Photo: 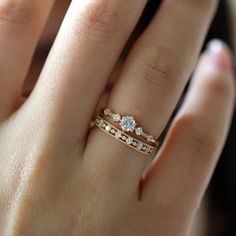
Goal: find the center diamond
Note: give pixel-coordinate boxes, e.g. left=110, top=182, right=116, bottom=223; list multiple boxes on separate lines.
left=120, top=116, right=136, bottom=132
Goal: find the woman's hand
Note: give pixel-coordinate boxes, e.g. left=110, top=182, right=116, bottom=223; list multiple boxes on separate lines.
left=0, top=0, right=235, bottom=235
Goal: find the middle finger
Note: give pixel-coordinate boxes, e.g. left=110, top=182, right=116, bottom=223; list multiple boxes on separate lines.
left=27, top=0, right=148, bottom=147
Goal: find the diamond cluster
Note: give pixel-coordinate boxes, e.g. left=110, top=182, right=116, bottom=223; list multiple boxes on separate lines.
left=105, top=109, right=156, bottom=145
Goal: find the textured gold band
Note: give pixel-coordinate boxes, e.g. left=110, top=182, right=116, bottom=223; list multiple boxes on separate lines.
left=94, top=116, right=157, bottom=156
left=102, top=108, right=159, bottom=147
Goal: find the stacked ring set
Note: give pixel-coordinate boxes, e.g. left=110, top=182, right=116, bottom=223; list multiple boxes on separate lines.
left=94, top=108, right=159, bottom=156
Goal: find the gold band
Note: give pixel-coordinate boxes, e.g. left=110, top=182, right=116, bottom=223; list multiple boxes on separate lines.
left=94, top=116, right=157, bottom=156
left=102, top=108, right=159, bottom=147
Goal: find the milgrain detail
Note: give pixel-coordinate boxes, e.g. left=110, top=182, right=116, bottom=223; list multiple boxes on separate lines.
left=94, top=115, right=157, bottom=156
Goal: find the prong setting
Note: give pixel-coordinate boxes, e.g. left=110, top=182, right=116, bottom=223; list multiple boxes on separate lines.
left=120, top=116, right=136, bottom=132
left=103, top=108, right=159, bottom=146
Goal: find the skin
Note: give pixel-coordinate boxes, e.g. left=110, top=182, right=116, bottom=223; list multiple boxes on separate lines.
left=0, top=0, right=235, bottom=235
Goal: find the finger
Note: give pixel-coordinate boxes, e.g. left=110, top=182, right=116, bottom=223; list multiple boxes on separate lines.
left=88, top=0, right=218, bottom=186
left=27, top=0, right=148, bottom=145
left=0, top=0, right=55, bottom=119
left=141, top=41, right=235, bottom=234
left=110, top=0, right=218, bottom=136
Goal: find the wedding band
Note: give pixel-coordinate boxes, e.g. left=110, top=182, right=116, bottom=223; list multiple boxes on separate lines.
left=102, top=108, right=159, bottom=147
left=94, top=116, right=157, bottom=155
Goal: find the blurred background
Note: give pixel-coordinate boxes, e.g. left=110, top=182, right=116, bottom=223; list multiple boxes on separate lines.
left=200, top=1, right=236, bottom=235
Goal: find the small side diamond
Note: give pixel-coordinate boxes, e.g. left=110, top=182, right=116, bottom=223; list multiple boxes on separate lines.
left=95, top=119, right=100, bottom=125
left=135, top=127, right=143, bottom=136
left=122, top=136, right=127, bottom=141
left=104, top=108, right=110, bottom=115
left=146, top=147, right=153, bottom=153
left=111, top=129, right=116, bottom=134
left=126, top=137, right=133, bottom=145
left=99, top=120, right=104, bottom=127
left=112, top=114, right=121, bottom=122
left=105, top=125, right=111, bottom=132
left=137, top=142, right=143, bottom=150
left=133, top=142, right=137, bottom=147
left=143, top=146, right=147, bottom=151
left=147, top=135, right=154, bottom=142
left=115, top=131, right=122, bottom=139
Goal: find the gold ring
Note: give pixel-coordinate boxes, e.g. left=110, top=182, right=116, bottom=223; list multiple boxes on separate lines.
left=102, top=108, right=159, bottom=147
left=94, top=116, right=157, bottom=156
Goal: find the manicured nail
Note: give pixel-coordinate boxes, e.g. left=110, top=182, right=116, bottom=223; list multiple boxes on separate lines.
left=207, top=39, right=233, bottom=72
left=207, top=39, right=225, bottom=54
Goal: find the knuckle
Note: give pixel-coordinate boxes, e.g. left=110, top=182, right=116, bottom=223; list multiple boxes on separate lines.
left=0, top=1, right=38, bottom=25
left=190, top=130, right=217, bottom=158
left=207, top=74, right=235, bottom=101
left=174, top=115, right=218, bottom=157
left=137, top=53, right=181, bottom=94
left=74, top=0, right=119, bottom=39
left=190, top=0, right=218, bottom=10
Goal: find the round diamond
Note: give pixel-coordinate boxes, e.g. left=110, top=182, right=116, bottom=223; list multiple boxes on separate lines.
left=135, top=127, right=143, bottom=136
left=105, top=125, right=111, bottom=132
left=126, top=137, right=133, bottom=145
left=112, top=114, right=121, bottom=122
left=120, top=116, right=136, bottom=132
left=115, top=131, right=122, bottom=139
left=99, top=120, right=104, bottom=127
left=137, top=142, right=143, bottom=150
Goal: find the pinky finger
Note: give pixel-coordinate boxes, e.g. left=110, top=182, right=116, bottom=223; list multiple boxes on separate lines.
left=141, top=40, right=235, bottom=234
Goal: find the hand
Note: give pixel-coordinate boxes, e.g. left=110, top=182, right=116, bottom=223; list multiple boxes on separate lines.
left=0, top=0, right=235, bottom=235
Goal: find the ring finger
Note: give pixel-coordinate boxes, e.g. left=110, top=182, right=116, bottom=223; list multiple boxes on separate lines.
left=87, top=0, right=219, bottom=190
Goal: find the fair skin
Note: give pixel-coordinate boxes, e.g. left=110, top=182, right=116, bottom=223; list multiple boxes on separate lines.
left=0, top=0, right=235, bottom=235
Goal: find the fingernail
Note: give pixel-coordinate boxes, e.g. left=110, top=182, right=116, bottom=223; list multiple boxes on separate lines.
left=207, top=39, right=224, bottom=54
left=207, top=39, right=233, bottom=72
